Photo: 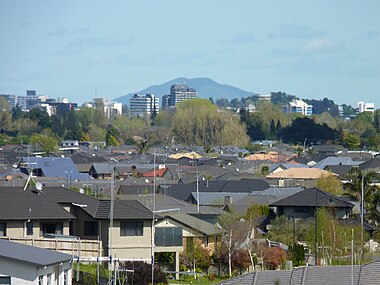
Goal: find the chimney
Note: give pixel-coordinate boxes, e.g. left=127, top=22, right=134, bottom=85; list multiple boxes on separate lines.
left=224, top=195, right=233, bottom=205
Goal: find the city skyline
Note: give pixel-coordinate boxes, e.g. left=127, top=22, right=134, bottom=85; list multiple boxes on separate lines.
left=0, top=1, right=379, bottom=107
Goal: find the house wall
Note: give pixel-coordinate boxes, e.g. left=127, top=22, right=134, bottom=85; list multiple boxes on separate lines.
left=3, top=220, right=69, bottom=238
left=0, top=257, right=72, bottom=285
left=107, top=220, right=152, bottom=261
left=282, top=207, right=349, bottom=219
left=155, top=218, right=219, bottom=253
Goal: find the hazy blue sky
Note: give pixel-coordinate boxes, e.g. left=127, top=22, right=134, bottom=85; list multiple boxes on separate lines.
left=1, top=1, right=379, bottom=106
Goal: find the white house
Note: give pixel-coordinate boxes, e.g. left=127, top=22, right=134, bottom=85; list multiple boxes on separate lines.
left=0, top=239, right=72, bottom=285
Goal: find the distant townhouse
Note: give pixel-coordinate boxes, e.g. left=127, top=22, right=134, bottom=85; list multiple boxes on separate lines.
left=283, top=99, right=313, bottom=116
left=162, top=84, right=197, bottom=109
left=129, top=94, right=159, bottom=117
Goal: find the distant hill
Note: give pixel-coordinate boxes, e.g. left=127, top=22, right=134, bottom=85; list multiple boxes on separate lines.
left=113, top=77, right=254, bottom=105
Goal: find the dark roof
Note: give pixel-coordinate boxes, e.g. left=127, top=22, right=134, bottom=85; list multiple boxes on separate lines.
left=0, top=239, right=71, bottom=266
left=159, top=179, right=270, bottom=201
left=338, top=218, right=377, bottom=232
left=70, top=152, right=108, bottom=164
left=271, top=187, right=354, bottom=208
left=0, top=186, right=152, bottom=221
left=215, top=263, right=372, bottom=285
left=359, top=157, right=380, bottom=171
left=324, top=165, right=353, bottom=178
left=0, top=187, right=76, bottom=220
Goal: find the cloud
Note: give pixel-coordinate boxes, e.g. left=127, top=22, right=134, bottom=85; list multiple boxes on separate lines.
left=299, top=38, right=341, bottom=53
left=230, top=33, right=256, bottom=44
left=67, top=35, right=134, bottom=48
left=46, top=27, right=90, bottom=37
left=269, top=23, right=324, bottom=39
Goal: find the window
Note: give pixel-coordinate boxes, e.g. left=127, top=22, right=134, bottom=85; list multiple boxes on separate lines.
left=155, top=227, right=182, bottom=246
left=0, top=223, right=6, bottom=237
left=26, top=221, right=33, bottom=236
left=40, top=222, right=63, bottom=236
left=38, top=275, right=43, bottom=285
left=47, top=274, right=52, bottom=285
left=120, top=221, right=143, bottom=236
left=0, top=276, right=11, bottom=285
left=84, top=221, right=98, bottom=236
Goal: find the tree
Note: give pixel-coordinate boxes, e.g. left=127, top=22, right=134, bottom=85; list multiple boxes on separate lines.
left=173, top=99, right=249, bottom=147
left=316, top=174, right=344, bottom=195
left=343, top=167, right=380, bottom=222
left=30, top=134, right=58, bottom=156
left=263, top=247, right=287, bottom=270
left=180, top=238, right=211, bottom=272
left=119, top=261, right=167, bottom=284
left=218, top=212, right=249, bottom=277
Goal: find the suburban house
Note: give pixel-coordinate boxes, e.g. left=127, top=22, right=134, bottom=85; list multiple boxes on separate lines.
left=0, top=186, right=154, bottom=262
left=0, top=239, right=72, bottom=285
left=270, top=187, right=353, bottom=219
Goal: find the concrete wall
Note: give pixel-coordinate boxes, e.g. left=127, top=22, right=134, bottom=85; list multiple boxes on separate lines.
left=0, top=257, right=72, bottom=285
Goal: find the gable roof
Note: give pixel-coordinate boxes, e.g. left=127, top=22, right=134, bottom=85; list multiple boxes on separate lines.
left=159, top=179, right=270, bottom=201
left=19, top=157, right=90, bottom=181
left=266, top=168, right=336, bottom=179
left=312, top=156, right=361, bottom=169
left=0, top=187, right=76, bottom=220
left=0, top=186, right=152, bottom=221
left=359, top=157, right=380, bottom=171
left=0, top=239, right=71, bottom=267
left=163, top=212, right=223, bottom=236
left=271, top=187, right=353, bottom=208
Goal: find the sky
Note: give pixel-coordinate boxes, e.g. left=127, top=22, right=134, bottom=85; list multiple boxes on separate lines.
left=0, top=1, right=379, bottom=107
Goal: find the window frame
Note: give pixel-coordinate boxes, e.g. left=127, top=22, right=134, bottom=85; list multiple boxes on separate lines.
left=120, top=221, right=144, bottom=236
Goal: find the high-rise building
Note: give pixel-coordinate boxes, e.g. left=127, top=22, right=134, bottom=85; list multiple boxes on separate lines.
left=130, top=94, right=159, bottom=117
left=283, top=99, right=313, bottom=116
left=167, top=84, right=197, bottom=108
left=357, top=101, right=375, bottom=113
left=0, top=94, right=16, bottom=109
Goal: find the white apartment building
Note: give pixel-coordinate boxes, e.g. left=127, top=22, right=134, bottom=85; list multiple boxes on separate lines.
left=129, top=94, right=159, bottom=117
left=283, top=99, right=313, bottom=116
left=85, top=98, right=123, bottom=118
left=357, top=101, right=375, bottom=113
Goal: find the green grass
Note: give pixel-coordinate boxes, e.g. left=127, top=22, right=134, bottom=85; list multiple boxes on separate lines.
left=168, top=275, right=227, bottom=285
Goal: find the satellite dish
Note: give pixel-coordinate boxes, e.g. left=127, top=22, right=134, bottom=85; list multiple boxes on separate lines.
left=35, top=182, right=43, bottom=191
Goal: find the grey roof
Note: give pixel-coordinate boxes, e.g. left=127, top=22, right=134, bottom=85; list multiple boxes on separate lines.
left=0, top=186, right=152, bottom=221
left=359, top=157, right=380, bottom=171
left=312, top=156, right=362, bottom=169
left=269, top=163, right=306, bottom=173
left=0, top=239, right=71, bottom=266
left=159, top=179, right=270, bottom=201
left=215, top=263, right=373, bottom=285
left=0, top=187, right=76, bottom=220
left=271, top=187, right=354, bottom=208
left=324, top=165, right=353, bottom=178
left=163, top=212, right=223, bottom=236
left=70, top=152, right=108, bottom=164
left=190, top=192, right=249, bottom=206
left=19, top=157, right=90, bottom=181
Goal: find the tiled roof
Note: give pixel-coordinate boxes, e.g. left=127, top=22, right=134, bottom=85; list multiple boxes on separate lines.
left=215, top=262, right=380, bottom=285
left=163, top=212, right=223, bottom=236
left=271, top=187, right=353, bottom=208
left=312, top=156, right=361, bottom=169
left=266, top=168, right=336, bottom=179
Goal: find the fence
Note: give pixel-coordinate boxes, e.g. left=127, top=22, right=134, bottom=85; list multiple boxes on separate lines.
left=0, top=236, right=102, bottom=257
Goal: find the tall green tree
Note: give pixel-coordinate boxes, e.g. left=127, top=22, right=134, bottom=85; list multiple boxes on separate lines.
left=30, top=134, right=58, bottom=156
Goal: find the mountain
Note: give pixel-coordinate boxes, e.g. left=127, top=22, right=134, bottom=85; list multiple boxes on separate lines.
left=113, top=77, right=254, bottom=105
